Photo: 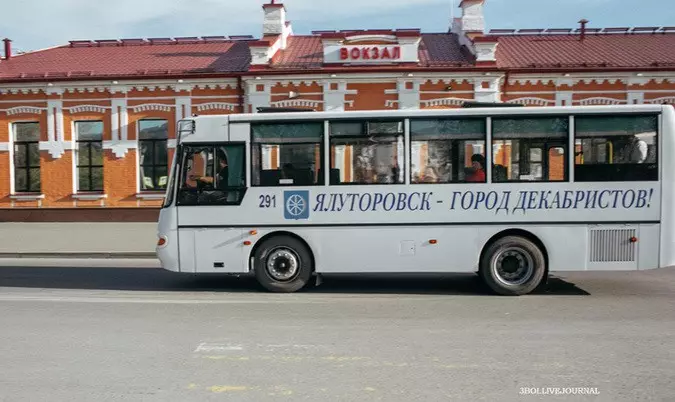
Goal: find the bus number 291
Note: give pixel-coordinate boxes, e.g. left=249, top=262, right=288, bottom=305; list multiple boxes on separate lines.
left=259, top=194, right=277, bottom=208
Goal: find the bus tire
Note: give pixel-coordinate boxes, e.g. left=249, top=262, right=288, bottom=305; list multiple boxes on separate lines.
left=253, top=235, right=313, bottom=293
left=479, top=236, right=546, bottom=296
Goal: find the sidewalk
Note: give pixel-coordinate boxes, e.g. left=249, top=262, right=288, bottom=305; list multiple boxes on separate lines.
left=0, top=222, right=157, bottom=259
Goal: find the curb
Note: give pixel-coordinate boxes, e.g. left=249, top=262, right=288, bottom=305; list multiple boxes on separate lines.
left=0, top=252, right=157, bottom=259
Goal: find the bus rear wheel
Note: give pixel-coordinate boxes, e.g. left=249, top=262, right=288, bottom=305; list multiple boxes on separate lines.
left=253, top=235, right=313, bottom=293
left=479, top=236, right=546, bottom=296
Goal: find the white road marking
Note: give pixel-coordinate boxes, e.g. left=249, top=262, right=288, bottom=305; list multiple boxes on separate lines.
left=195, top=343, right=244, bottom=352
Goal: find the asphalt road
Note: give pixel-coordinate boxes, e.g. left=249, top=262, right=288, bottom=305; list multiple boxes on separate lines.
left=1, top=259, right=674, bottom=402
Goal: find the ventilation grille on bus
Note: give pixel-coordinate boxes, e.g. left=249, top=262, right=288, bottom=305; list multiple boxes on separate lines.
left=589, top=228, right=637, bottom=262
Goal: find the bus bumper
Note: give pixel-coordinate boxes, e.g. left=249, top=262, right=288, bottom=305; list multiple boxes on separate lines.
left=156, top=230, right=180, bottom=273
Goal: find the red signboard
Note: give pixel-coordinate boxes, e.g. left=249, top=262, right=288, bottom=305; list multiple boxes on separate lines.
left=340, top=46, right=402, bottom=61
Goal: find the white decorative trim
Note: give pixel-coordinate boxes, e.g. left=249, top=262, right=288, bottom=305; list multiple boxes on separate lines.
left=39, top=140, right=75, bottom=159
left=422, top=97, right=468, bottom=107
left=64, top=86, right=108, bottom=94
left=10, top=194, right=45, bottom=201
left=0, top=88, right=44, bottom=95
left=385, top=89, right=398, bottom=95
left=72, top=193, right=108, bottom=200
left=193, top=83, right=235, bottom=90
left=131, top=103, right=174, bottom=113
left=0, top=142, right=9, bottom=152
left=419, top=90, right=474, bottom=95
left=508, top=78, right=556, bottom=86
left=344, top=100, right=355, bottom=107
left=167, top=139, right=177, bottom=149
left=506, top=97, right=554, bottom=106
left=507, top=74, right=675, bottom=88
left=646, top=96, right=675, bottom=104
left=4, top=106, right=45, bottom=116
left=67, top=105, right=110, bottom=114
left=577, top=97, right=626, bottom=106
left=103, top=140, right=137, bottom=159
left=385, top=100, right=399, bottom=108
left=474, top=42, right=498, bottom=63
left=132, top=85, right=172, bottom=92
left=135, top=193, right=166, bottom=200
left=270, top=99, right=323, bottom=108
left=195, top=102, right=238, bottom=112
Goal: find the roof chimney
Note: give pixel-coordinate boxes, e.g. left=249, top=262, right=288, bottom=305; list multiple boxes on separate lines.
left=262, top=2, right=286, bottom=36
left=456, top=0, right=486, bottom=39
left=3, top=38, right=11, bottom=60
left=579, top=19, right=589, bottom=41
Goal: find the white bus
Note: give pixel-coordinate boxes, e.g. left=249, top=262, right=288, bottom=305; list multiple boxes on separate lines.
left=156, top=104, right=675, bottom=295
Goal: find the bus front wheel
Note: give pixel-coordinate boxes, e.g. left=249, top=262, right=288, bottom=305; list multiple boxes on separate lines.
left=253, top=235, right=313, bottom=293
left=479, top=236, right=546, bottom=296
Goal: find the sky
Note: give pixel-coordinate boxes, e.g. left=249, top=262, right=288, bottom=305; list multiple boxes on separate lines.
left=2, top=0, right=675, bottom=53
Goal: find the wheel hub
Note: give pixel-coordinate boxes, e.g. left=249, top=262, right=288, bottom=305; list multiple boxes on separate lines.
left=493, top=247, right=534, bottom=286
left=266, top=248, right=299, bottom=282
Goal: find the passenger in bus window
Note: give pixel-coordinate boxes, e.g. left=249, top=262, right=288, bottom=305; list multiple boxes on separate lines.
left=466, top=154, right=486, bottom=182
left=628, top=135, right=648, bottom=163
left=422, top=166, right=438, bottom=183
left=192, top=150, right=229, bottom=190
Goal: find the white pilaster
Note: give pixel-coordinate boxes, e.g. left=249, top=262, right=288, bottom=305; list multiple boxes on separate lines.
left=176, top=96, right=192, bottom=121
left=246, top=81, right=271, bottom=113
left=396, top=79, right=421, bottom=110
left=556, top=91, right=573, bottom=106
left=40, top=99, right=67, bottom=159
left=473, top=77, right=501, bottom=103
left=322, top=81, right=345, bottom=112
left=106, top=98, right=134, bottom=158
left=628, top=92, right=645, bottom=104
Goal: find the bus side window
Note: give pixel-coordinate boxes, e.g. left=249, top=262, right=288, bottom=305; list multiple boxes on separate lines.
left=251, top=123, right=323, bottom=187
left=409, top=118, right=486, bottom=184
left=330, top=120, right=404, bottom=185
left=491, top=117, right=569, bottom=183
left=574, top=114, right=658, bottom=182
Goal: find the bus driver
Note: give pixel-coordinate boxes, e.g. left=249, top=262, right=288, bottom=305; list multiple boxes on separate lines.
left=190, top=150, right=229, bottom=191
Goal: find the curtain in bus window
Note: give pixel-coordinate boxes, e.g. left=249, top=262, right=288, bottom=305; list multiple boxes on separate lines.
left=410, top=118, right=486, bottom=183
left=218, top=145, right=244, bottom=188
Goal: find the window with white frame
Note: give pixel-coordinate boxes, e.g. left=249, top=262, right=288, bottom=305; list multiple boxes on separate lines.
left=138, top=119, right=169, bottom=192
left=12, top=122, right=41, bottom=193
left=75, top=121, right=104, bottom=192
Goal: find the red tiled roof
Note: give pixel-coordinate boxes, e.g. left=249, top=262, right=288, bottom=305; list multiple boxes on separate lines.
left=0, top=40, right=251, bottom=82
left=418, top=33, right=473, bottom=67
left=3, top=30, right=675, bottom=82
left=496, top=33, right=675, bottom=69
left=269, top=33, right=473, bottom=70
left=271, top=36, right=323, bottom=69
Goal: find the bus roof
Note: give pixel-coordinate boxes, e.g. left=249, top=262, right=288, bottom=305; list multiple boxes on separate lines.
left=215, top=104, right=670, bottom=124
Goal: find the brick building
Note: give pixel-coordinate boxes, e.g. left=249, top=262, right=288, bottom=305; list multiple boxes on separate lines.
left=1, top=0, right=674, bottom=221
